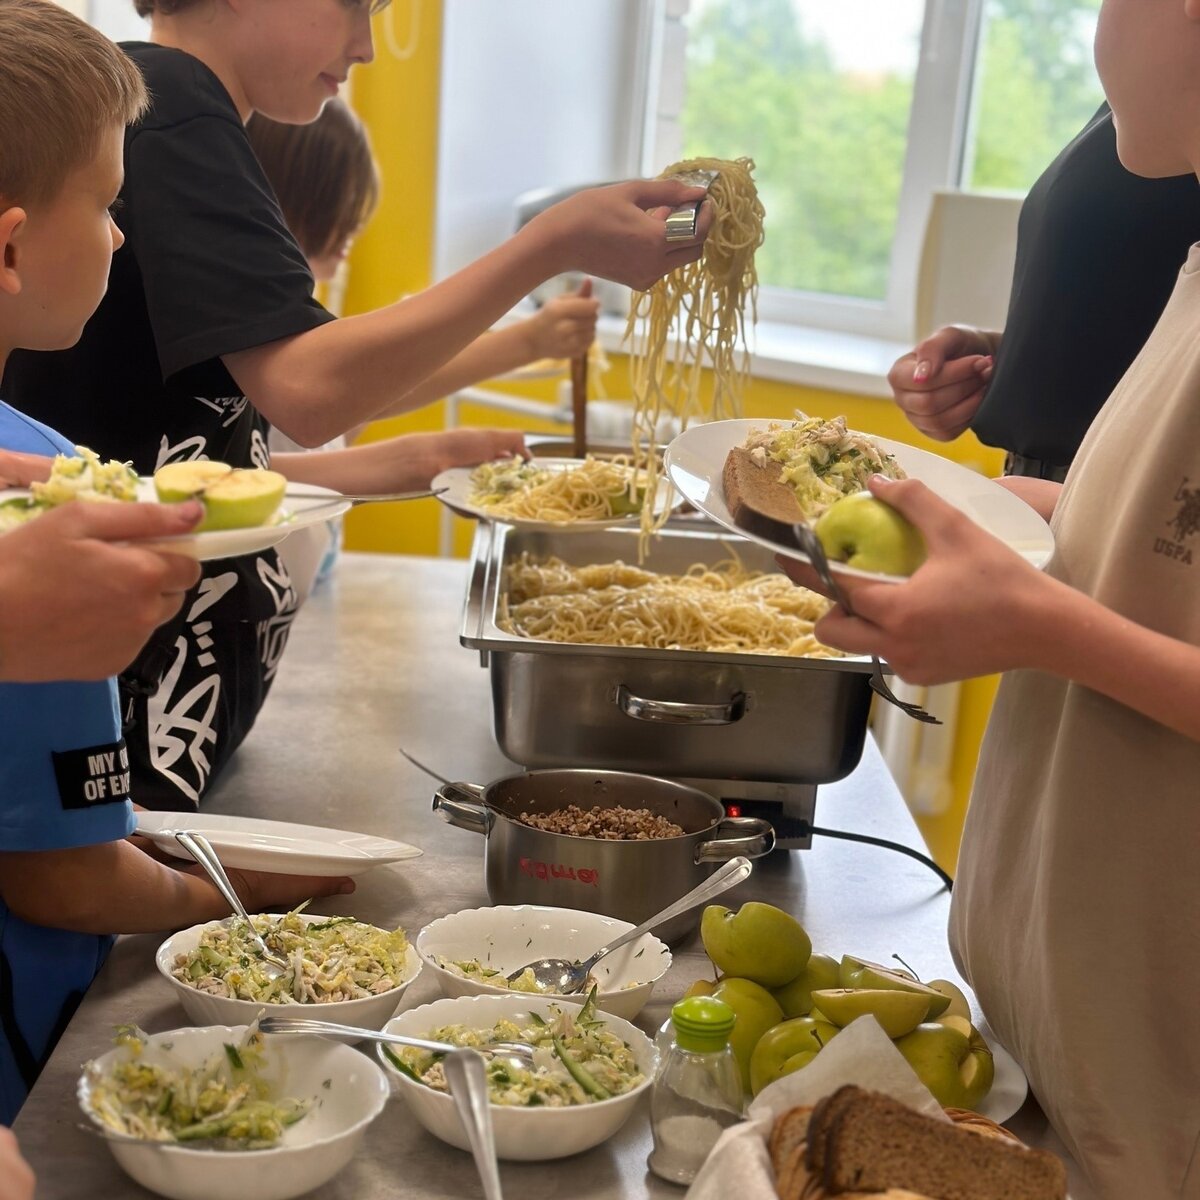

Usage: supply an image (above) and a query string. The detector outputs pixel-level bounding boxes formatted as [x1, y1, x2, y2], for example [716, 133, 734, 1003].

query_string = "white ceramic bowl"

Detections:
[78, 1024, 390, 1200]
[156, 913, 421, 1033]
[416, 904, 671, 1021]
[378, 992, 658, 1160]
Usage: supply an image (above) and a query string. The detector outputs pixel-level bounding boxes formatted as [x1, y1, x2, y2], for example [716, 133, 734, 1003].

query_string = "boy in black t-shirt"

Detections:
[3, 1, 712, 811]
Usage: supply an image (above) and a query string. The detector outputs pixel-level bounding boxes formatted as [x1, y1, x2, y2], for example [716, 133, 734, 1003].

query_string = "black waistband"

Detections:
[1003, 452, 1069, 484]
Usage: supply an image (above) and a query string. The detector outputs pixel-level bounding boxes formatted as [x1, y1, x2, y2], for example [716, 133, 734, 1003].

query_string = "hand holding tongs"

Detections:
[664, 167, 719, 242]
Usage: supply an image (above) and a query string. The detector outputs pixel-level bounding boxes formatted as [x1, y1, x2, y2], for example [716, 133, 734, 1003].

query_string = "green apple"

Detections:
[838, 956, 951, 1018]
[154, 462, 288, 532]
[701, 902, 812, 989]
[809, 988, 931, 1038]
[893, 1020, 995, 1109]
[711, 977, 785, 1095]
[814, 491, 926, 577]
[927, 978, 972, 1024]
[749, 1015, 839, 1096]
[683, 978, 716, 999]
[771, 952, 840, 1018]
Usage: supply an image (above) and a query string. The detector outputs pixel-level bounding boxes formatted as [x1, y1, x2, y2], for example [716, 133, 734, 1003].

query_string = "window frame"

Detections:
[644, 0, 987, 343]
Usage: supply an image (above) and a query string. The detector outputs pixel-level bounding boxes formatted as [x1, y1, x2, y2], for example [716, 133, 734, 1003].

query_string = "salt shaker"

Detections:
[648, 995, 744, 1185]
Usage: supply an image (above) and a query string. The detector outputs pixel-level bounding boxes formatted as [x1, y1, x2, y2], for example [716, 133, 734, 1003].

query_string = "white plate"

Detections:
[431, 456, 678, 532]
[134, 812, 421, 876]
[663, 418, 1055, 583]
[978, 1039, 1028, 1123]
[0, 480, 351, 562]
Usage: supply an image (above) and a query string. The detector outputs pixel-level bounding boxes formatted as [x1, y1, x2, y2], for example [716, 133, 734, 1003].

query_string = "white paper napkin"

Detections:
[685, 1016, 949, 1200]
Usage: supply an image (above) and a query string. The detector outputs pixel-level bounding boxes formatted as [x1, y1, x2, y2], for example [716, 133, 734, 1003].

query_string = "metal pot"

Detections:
[432, 768, 774, 944]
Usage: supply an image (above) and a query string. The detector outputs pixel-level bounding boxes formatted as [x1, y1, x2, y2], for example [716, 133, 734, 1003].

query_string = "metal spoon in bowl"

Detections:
[257, 1015, 537, 1072]
[444, 1049, 505, 1200]
[167, 829, 289, 979]
[506, 855, 753, 994]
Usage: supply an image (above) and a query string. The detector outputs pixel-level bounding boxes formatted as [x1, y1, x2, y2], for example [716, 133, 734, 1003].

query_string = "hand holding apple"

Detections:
[813, 490, 927, 577]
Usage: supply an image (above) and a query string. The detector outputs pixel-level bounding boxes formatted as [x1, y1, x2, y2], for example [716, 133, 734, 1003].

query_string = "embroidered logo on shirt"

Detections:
[1153, 477, 1199, 566]
[52, 739, 131, 809]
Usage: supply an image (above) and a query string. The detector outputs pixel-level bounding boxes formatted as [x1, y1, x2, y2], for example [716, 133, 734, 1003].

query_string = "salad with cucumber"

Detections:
[0, 446, 137, 531]
[742, 412, 905, 517]
[171, 906, 412, 1005]
[83, 1026, 308, 1148]
[387, 992, 643, 1107]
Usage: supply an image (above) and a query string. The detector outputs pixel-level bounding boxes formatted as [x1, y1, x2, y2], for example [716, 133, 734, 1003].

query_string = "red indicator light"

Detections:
[726, 804, 742, 818]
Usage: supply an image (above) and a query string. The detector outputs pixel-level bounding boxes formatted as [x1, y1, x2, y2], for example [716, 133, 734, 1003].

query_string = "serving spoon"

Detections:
[166, 830, 290, 979]
[257, 1015, 537, 1073]
[506, 855, 753, 994]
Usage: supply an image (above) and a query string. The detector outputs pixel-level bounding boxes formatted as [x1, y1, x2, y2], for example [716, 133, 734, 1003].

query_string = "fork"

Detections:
[168, 830, 290, 978]
[256, 1015, 538, 1070]
[789, 522, 941, 725]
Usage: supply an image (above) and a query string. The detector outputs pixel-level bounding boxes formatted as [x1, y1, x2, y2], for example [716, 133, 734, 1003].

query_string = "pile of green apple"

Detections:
[689, 901, 993, 1108]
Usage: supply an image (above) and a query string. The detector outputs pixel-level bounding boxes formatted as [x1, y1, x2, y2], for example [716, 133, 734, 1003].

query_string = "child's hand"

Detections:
[431, 428, 527, 472]
[215, 866, 356, 913]
[887, 325, 995, 441]
[0, 1127, 34, 1200]
[0, 500, 204, 682]
[521, 279, 599, 361]
[779, 475, 1055, 685]
[531, 179, 712, 291]
[0, 449, 53, 488]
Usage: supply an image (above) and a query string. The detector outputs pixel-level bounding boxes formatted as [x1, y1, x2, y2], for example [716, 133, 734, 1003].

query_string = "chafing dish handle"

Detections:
[694, 817, 776, 864]
[615, 683, 747, 726]
[432, 783, 493, 836]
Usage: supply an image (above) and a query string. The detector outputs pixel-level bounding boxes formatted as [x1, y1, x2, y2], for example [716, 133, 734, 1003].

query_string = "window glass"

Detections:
[964, 0, 1103, 192]
[681, 0, 925, 302]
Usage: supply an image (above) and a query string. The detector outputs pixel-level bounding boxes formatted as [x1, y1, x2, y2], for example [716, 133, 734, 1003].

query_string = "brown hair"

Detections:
[247, 99, 380, 261]
[0, 0, 147, 206]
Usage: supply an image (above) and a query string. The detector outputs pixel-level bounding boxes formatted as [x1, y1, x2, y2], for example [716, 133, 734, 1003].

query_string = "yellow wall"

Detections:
[342, 2, 996, 871]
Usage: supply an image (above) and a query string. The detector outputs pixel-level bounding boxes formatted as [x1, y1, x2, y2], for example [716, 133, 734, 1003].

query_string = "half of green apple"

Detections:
[154, 462, 288, 532]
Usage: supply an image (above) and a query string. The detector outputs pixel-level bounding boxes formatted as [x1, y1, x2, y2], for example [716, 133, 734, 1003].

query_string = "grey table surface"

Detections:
[14, 551, 1082, 1199]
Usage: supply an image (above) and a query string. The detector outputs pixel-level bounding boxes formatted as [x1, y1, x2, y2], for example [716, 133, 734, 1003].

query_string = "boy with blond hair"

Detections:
[784, 1, 1200, 1193]
[0, 0, 353, 1123]
[4, 0, 710, 811]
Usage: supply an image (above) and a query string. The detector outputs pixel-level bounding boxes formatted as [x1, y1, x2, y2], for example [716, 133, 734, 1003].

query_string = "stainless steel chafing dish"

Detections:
[459, 519, 874, 788]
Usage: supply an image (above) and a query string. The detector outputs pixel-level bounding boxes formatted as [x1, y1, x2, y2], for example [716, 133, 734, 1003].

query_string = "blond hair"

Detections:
[0, 0, 147, 206]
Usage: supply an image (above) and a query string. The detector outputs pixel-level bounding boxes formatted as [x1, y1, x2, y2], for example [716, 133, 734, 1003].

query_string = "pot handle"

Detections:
[694, 816, 775, 864]
[431, 782, 493, 836]
[615, 683, 748, 726]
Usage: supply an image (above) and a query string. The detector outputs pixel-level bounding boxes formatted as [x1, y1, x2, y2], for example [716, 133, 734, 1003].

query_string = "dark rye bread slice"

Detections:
[822, 1089, 1067, 1200]
[722, 446, 807, 546]
[805, 1085, 864, 1177]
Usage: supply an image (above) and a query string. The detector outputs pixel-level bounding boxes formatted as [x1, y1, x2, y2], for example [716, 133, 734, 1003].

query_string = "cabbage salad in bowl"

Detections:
[0, 446, 137, 531]
[83, 1025, 308, 1148]
[387, 991, 645, 1107]
[170, 906, 412, 1005]
[742, 413, 906, 518]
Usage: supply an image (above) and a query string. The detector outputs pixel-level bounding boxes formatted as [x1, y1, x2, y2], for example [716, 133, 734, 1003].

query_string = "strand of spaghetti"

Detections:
[624, 156, 764, 551]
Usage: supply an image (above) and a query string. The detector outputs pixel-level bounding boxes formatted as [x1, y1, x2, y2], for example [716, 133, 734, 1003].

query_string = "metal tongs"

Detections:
[664, 167, 719, 243]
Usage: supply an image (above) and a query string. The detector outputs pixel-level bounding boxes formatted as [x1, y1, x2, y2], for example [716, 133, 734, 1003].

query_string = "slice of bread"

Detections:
[770, 1105, 813, 1176]
[722, 446, 806, 541]
[805, 1085, 864, 1176]
[821, 1088, 1067, 1199]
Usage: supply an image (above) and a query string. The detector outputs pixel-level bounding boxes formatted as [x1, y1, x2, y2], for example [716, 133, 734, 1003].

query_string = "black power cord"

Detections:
[799, 821, 954, 892]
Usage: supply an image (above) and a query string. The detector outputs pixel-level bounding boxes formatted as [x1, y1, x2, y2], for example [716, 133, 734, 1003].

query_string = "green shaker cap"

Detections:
[671, 995, 735, 1051]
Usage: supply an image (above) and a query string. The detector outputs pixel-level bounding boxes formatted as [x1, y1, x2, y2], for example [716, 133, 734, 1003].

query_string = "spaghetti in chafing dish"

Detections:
[468, 455, 645, 524]
[498, 553, 842, 658]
